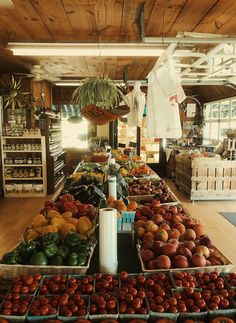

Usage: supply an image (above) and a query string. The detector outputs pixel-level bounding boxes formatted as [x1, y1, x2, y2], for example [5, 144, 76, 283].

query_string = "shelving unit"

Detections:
[40, 113, 65, 194]
[1, 136, 47, 197]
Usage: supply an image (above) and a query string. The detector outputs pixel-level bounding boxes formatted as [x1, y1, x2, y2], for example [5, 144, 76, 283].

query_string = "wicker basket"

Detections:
[0, 241, 97, 279]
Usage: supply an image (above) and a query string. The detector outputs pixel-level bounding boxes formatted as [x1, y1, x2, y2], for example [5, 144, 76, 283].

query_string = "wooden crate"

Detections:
[175, 157, 236, 201]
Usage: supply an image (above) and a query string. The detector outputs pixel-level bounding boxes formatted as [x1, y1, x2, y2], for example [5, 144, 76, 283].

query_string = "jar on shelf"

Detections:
[27, 157, 32, 164]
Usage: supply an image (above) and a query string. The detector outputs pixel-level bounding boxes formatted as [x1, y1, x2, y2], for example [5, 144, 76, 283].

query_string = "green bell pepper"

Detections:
[19, 241, 37, 260]
[64, 232, 80, 247]
[66, 252, 78, 266]
[77, 253, 87, 266]
[49, 255, 64, 266]
[56, 245, 70, 259]
[1, 251, 19, 264]
[42, 242, 57, 259]
[41, 232, 61, 246]
[30, 252, 48, 266]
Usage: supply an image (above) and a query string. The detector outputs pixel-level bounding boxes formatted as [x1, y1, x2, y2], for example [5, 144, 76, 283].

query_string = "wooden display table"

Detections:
[175, 156, 236, 201]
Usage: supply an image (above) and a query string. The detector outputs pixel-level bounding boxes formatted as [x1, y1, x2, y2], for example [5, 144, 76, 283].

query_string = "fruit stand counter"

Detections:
[175, 156, 236, 201]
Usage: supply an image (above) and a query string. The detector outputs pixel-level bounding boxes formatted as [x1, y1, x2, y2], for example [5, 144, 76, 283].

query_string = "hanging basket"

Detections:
[81, 104, 130, 125]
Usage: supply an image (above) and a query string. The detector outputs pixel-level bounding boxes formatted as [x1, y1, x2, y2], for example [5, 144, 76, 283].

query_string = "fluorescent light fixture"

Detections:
[55, 81, 82, 86]
[8, 42, 164, 57]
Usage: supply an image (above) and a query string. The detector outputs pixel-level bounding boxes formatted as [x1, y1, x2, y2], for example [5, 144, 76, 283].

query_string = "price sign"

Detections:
[129, 142, 137, 148]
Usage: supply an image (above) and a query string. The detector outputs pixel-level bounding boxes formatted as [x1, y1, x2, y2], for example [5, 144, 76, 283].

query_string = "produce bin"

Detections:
[0, 241, 97, 279]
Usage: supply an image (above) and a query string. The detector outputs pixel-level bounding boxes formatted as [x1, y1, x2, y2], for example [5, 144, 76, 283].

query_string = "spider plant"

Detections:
[71, 76, 123, 110]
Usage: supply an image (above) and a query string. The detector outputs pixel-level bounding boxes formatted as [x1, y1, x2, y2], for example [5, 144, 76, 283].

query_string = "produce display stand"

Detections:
[0, 241, 97, 279]
[175, 155, 236, 201]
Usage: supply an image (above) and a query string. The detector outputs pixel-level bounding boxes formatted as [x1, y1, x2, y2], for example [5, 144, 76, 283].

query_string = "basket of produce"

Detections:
[133, 202, 233, 273]
[127, 179, 179, 204]
[0, 193, 98, 278]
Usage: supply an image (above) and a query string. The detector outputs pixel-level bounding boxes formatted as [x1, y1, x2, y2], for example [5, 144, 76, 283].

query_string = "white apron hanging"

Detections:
[146, 53, 186, 138]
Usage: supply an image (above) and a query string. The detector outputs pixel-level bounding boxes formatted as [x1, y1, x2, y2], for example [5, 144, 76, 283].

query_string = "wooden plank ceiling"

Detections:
[0, 0, 236, 81]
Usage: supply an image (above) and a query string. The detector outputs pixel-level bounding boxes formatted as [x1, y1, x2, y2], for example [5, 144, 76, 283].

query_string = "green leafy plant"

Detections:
[71, 76, 123, 110]
[1, 75, 30, 111]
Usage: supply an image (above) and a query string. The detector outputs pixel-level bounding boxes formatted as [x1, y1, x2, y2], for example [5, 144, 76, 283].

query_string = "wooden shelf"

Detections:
[4, 192, 45, 197]
[5, 177, 44, 181]
[3, 150, 42, 153]
[4, 164, 43, 167]
[2, 136, 42, 139]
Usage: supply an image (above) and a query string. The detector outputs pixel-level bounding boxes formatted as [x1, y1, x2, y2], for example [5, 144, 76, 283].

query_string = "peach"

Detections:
[156, 255, 171, 269]
[127, 200, 138, 210]
[184, 229, 197, 241]
[162, 243, 177, 257]
[142, 239, 153, 250]
[173, 223, 186, 235]
[168, 228, 180, 240]
[146, 259, 157, 270]
[177, 247, 192, 259]
[195, 245, 210, 258]
[135, 220, 146, 228]
[143, 232, 155, 242]
[159, 223, 171, 231]
[193, 224, 205, 237]
[135, 227, 145, 238]
[173, 255, 189, 268]
[168, 238, 179, 248]
[141, 249, 155, 263]
[182, 241, 196, 251]
[152, 241, 164, 255]
[192, 253, 207, 267]
[156, 229, 168, 242]
[151, 214, 164, 225]
[145, 221, 159, 233]
[172, 214, 183, 223]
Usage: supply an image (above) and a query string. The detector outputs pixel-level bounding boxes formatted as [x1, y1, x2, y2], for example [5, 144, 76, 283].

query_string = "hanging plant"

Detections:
[71, 76, 123, 110]
[1, 75, 30, 111]
[71, 76, 129, 125]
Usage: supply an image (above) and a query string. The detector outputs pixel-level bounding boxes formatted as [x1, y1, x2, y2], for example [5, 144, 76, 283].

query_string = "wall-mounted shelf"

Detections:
[1, 136, 47, 197]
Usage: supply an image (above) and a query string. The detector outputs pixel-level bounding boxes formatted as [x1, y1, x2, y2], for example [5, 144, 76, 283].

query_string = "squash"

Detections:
[25, 228, 39, 241]
[77, 216, 93, 235]
[41, 225, 58, 235]
[210, 317, 234, 323]
[51, 217, 65, 230]
[47, 209, 61, 219]
[32, 214, 47, 227]
[67, 218, 78, 226]
[61, 211, 73, 220]
[60, 223, 77, 237]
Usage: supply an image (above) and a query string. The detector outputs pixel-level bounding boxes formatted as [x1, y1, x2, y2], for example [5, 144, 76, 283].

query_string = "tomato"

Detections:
[24, 275, 34, 286]
[13, 285, 21, 293]
[40, 306, 49, 316]
[120, 271, 128, 281]
[34, 273, 42, 281]
[59, 295, 69, 306]
[49, 307, 57, 315]
[12, 293, 20, 301]
[52, 275, 61, 283]
[3, 301, 12, 309]
[1, 309, 11, 315]
[18, 304, 28, 315]
[219, 298, 229, 309]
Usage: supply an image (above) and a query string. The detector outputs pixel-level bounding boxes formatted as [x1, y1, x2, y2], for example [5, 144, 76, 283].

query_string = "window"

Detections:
[53, 104, 89, 149]
[61, 118, 88, 149]
[203, 97, 236, 144]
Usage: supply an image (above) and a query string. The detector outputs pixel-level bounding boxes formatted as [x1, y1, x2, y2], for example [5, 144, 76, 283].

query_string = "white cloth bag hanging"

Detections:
[123, 82, 146, 128]
[146, 53, 186, 138]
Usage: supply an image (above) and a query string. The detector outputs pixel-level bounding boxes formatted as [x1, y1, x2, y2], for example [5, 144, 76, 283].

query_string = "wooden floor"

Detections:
[0, 181, 236, 267]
